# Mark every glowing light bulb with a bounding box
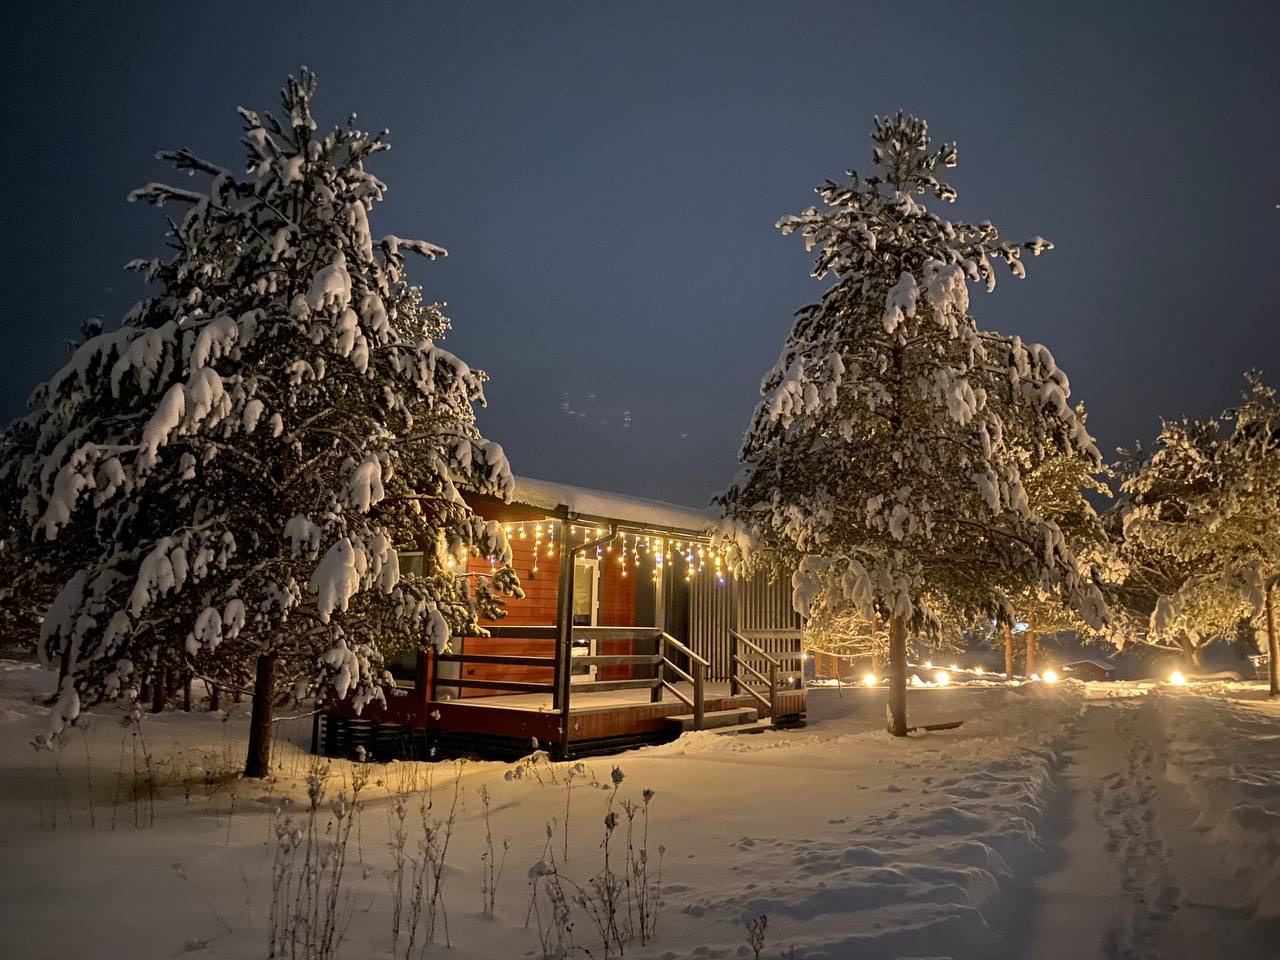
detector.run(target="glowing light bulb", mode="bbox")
[934,670,950,686]
[1169,670,1187,686]
[861,672,877,687]
[1042,669,1059,684]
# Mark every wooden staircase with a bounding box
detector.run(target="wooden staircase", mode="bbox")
[666,706,758,732]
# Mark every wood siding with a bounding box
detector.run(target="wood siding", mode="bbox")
[689,571,799,680]
[457,513,640,695]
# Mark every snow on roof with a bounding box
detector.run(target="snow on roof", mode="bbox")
[510,476,716,534]
[1062,658,1117,673]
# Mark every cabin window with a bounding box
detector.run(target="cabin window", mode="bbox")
[384,551,426,685]
[399,550,426,579]
[571,558,600,682]
[572,557,600,626]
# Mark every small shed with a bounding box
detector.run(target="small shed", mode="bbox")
[1061,659,1116,682]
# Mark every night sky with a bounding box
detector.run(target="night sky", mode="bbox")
[3,2,1277,508]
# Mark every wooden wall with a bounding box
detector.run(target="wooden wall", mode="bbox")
[467,534,639,630]
[452,506,643,697]
[688,571,799,680]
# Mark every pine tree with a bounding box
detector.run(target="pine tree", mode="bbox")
[1114,408,1254,672]
[1222,374,1280,695]
[0,71,521,774]
[1012,422,1114,673]
[717,113,1108,735]
[1121,374,1280,689]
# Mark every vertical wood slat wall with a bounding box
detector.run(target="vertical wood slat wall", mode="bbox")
[689,572,799,680]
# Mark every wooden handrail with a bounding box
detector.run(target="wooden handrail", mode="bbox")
[433,677,555,694]
[735,681,770,711]
[652,632,706,729]
[573,677,661,694]
[729,629,782,666]
[459,625,559,640]
[661,679,695,710]
[572,625,663,639]
[733,655,773,688]
[662,659,697,686]
[659,632,710,668]
[729,630,780,720]
[437,653,556,667]
[573,654,662,667]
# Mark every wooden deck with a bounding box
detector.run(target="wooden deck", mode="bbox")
[317,680,806,762]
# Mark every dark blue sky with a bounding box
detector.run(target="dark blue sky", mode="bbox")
[3,2,1277,507]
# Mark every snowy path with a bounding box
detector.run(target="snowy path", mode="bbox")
[1025,696,1272,960]
[3,662,1275,960]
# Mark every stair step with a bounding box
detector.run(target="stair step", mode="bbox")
[667,707,758,731]
[710,720,775,736]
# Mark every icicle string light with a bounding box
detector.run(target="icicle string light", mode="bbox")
[492,520,733,584]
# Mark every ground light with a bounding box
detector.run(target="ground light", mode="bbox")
[861,672,877,687]
[1042,669,1059,684]
[1169,670,1187,686]
[934,669,951,686]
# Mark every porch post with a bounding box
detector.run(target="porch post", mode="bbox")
[554,518,575,756]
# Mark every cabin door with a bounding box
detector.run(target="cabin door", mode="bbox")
[570,557,600,683]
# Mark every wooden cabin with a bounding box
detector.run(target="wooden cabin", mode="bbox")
[316,477,806,761]
[1060,658,1116,682]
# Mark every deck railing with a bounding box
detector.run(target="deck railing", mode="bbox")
[729,629,802,720]
[431,625,559,699]
[654,631,708,729]
[430,625,714,730]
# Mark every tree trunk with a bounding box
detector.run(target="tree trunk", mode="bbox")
[1266,586,1278,699]
[182,675,192,712]
[1025,633,1037,677]
[887,614,909,737]
[244,654,277,778]
[1004,624,1014,678]
[151,667,167,714]
[58,644,72,686]
[209,684,221,712]
[1176,632,1200,672]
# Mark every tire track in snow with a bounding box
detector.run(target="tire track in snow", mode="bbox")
[1094,702,1181,960]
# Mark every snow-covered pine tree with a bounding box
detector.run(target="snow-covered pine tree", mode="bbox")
[1012,415,1114,673]
[716,113,1108,735]
[1120,374,1280,690]
[1114,415,1249,670]
[0,70,521,775]
[1221,373,1280,695]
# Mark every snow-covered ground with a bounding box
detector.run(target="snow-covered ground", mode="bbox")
[0,660,1275,959]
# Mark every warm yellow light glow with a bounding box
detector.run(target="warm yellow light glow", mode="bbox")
[949,663,959,672]
[934,670,950,686]
[1042,669,1059,684]
[974,665,985,675]
[923,660,933,669]
[1169,670,1187,686]
[862,672,877,687]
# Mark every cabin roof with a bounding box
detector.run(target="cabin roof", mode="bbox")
[1061,658,1116,673]
[510,475,716,534]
